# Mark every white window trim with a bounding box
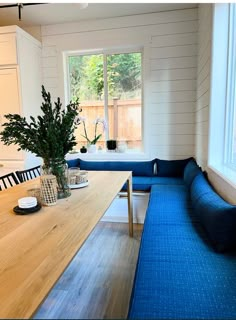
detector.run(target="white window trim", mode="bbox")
[224,4,236,168]
[208,3,236,186]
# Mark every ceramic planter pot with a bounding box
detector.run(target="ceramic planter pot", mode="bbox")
[106,140,117,151]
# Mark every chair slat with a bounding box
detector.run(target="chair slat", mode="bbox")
[16,165,41,183]
[0,172,19,190]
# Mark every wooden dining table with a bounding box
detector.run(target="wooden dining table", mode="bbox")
[0,170,133,319]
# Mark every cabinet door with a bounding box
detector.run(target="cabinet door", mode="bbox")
[0,68,23,160]
[0,34,17,65]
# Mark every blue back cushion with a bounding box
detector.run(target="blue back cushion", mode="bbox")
[191,173,236,252]
[190,172,212,203]
[184,159,202,188]
[79,160,155,177]
[66,158,80,168]
[156,157,193,177]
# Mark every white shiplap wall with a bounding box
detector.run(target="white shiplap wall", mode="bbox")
[41,8,198,160]
[150,30,197,159]
[196,4,212,168]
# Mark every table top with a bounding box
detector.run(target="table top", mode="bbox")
[0,170,131,319]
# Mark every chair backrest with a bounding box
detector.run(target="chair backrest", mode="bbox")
[0,172,19,190]
[15,165,41,183]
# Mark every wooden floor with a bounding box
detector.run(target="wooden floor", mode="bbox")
[33,222,143,319]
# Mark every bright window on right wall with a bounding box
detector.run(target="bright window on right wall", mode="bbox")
[209,3,236,183]
[224,3,236,170]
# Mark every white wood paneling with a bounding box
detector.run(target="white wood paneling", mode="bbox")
[151,91,195,103]
[42,56,57,68]
[152,134,194,146]
[151,44,197,59]
[151,68,196,81]
[150,102,195,114]
[151,123,194,135]
[41,8,198,160]
[151,20,198,36]
[151,32,197,48]
[151,113,195,124]
[151,57,197,70]
[41,9,198,36]
[150,145,195,156]
[151,80,196,92]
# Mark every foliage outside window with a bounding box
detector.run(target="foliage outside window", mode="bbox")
[68,51,142,151]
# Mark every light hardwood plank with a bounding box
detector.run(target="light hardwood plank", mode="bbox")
[34,222,143,319]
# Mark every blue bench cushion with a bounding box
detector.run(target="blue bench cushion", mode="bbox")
[66,158,80,168]
[156,157,193,177]
[79,160,155,177]
[183,159,202,188]
[191,173,236,252]
[129,184,236,319]
[121,176,184,192]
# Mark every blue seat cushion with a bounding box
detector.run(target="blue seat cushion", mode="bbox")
[66,158,80,168]
[191,173,236,252]
[79,160,155,177]
[122,176,184,192]
[184,159,202,188]
[129,184,236,319]
[156,157,193,177]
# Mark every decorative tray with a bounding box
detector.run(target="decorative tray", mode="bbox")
[13,203,42,215]
[69,181,89,189]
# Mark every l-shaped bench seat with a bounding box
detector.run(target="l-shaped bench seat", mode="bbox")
[66,157,236,319]
[66,157,190,191]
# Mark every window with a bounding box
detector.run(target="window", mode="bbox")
[225,4,236,169]
[209,3,236,184]
[67,50,142,152]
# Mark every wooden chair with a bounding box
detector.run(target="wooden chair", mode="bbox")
[15,165,41,183]
[0,172,19,190]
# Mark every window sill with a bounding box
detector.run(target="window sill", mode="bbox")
[207,164,236,189]
[66,151,150,161]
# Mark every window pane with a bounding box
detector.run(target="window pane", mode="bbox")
[107,52,142,151]
[68,54,106,149]
[232,95,236,165]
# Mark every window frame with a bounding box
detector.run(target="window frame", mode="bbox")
[224,3,236,168]
[208,3,236,187]
[64,46,144,152]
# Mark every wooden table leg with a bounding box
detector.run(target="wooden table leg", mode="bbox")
[127,174,133,237]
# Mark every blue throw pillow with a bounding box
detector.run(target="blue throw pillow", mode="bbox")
[183,159,202,188]
[66,158,80,168]
[156,157,193,177]
[191,173,236,252]
[80,160,155,177]
[190,172,213,203]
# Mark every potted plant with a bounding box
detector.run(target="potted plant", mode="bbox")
[80,146,87,153]
[0,85,81,198]
[78,116,107,153]
[106,139,117,151]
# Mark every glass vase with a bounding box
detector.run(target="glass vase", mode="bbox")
[41,158,71,199]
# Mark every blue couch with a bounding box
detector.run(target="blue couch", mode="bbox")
[66,158,190,191]
[67,157,236,319]
[128,160,236,319]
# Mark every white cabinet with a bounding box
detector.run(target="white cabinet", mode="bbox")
[0,33,17,65]
[0,26,42,171]
[0,68,22,160]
